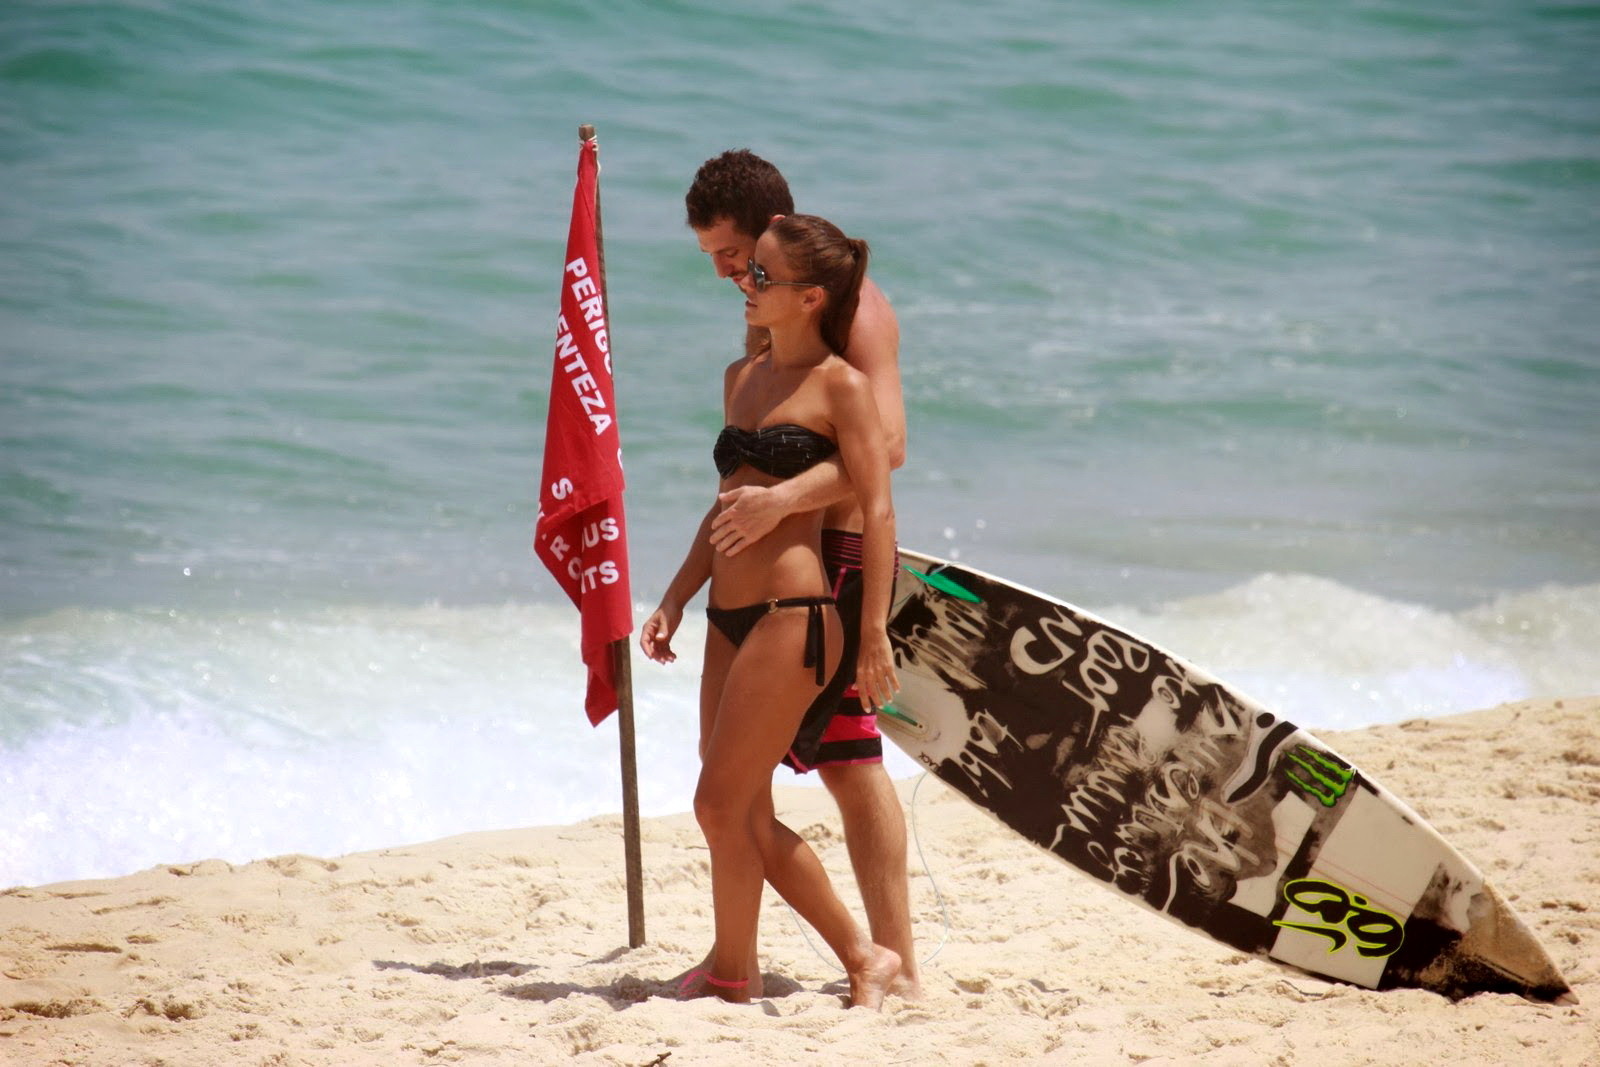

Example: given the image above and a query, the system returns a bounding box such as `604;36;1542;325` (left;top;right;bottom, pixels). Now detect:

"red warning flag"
533;137;632;724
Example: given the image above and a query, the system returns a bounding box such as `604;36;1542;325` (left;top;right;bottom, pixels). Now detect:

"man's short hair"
685;149;795;239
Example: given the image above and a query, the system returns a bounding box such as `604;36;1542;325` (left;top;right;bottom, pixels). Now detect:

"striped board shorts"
781;529;888;774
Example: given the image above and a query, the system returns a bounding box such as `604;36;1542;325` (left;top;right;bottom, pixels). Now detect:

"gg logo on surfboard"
1273;878;1404;958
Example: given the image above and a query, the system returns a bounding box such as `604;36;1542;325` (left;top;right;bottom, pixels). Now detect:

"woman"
640;214;901;1008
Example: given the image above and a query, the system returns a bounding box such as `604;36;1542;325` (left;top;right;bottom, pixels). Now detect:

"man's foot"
846;945;901;1010
889;967;923;1001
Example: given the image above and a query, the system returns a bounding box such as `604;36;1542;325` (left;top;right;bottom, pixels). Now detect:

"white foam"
3;578;1595;888
0;603;708;888
1096;573;1600;730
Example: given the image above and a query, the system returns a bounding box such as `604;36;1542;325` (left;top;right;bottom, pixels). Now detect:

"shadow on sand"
372;948;809;1008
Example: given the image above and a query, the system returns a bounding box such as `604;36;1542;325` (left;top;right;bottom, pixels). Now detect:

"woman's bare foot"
669;949;764;999
678;967;753;1004
846;944;902;1010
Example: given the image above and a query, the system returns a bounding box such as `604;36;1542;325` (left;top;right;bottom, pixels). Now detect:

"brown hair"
684;149;795;239
767;214;869;356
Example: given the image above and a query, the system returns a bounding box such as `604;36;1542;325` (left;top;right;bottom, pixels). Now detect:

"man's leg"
818;760;921;997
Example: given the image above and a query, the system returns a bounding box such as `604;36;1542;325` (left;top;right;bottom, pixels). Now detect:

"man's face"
694;217;759;283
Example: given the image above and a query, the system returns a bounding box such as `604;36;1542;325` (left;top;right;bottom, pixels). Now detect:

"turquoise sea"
3;1;1597;887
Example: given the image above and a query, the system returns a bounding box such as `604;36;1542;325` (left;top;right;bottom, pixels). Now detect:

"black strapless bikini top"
714;423;838;479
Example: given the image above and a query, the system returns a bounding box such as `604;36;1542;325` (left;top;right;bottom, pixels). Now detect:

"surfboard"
882;548;1574;1002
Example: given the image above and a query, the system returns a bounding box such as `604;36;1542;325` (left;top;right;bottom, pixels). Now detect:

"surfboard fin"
880;703;920;729
904;566;982;604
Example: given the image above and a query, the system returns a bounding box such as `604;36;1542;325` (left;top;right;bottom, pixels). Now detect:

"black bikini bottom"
705;596;835;685
705;595;850;767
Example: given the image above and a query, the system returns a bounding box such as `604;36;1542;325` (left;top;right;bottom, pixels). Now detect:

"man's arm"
848;277;906;470
709;277;905;556
706;455;852;554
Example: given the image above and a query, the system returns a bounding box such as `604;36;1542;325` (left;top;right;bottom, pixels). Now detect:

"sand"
3;696;1597;1065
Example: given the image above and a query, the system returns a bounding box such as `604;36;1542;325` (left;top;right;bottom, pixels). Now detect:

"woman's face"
739;231;819;330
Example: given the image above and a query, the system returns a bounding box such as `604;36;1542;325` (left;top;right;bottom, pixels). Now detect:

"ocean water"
2;0;1597;888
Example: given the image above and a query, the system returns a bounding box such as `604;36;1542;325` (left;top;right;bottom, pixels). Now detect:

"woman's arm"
828;363;899;710
639;499;717;664
641;359;746;664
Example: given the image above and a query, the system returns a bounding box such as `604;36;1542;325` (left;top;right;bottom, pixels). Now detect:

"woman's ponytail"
770;215;870;356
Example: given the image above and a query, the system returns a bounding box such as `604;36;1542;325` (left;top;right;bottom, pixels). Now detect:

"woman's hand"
855;628;899;712
640;602;683;664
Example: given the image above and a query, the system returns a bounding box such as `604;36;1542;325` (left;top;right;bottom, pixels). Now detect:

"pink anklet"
678;967;749;995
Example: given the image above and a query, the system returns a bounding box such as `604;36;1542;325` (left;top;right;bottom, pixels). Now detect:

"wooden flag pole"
580;123;646;949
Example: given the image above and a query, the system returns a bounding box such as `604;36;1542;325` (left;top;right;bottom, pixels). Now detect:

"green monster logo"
1273;878;1405;958
1285;745;1354;807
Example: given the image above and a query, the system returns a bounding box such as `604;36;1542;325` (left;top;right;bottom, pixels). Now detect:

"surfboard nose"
1415;881;1576;1004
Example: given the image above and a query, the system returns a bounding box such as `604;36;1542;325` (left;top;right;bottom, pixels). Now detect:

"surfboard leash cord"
783;770;952;973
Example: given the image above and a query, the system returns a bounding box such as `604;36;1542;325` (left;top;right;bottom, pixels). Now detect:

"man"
683;148;918;996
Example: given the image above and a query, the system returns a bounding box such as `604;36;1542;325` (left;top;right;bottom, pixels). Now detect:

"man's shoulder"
843;275;900;368
859;275;896;322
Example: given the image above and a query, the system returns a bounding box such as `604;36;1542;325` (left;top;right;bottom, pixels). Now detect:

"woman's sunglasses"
747;259;820;292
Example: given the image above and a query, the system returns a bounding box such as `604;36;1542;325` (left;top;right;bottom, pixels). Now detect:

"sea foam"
3;576;1596;888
